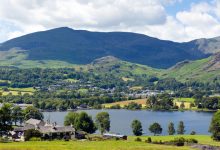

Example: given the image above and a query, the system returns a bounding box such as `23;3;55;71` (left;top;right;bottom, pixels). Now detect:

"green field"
103;99;147;108
0;135;218;150
174;98;195;103
0;87;35;96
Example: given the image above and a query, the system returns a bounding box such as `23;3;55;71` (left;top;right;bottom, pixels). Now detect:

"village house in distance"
12;118;76;141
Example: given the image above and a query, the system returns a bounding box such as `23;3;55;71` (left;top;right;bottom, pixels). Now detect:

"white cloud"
0;0;171;42
176;11;218;27
174;0;220;41
0;0;220;42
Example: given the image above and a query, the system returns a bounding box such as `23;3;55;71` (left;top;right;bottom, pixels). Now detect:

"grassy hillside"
87;56;162;78
162;53;220;82
0;49;78;68
1;49;220;83
0;49;161;77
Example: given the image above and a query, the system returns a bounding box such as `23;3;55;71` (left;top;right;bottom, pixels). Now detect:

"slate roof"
14;124;35;132
14;118;75;134
25;118;44;126
39;126;75;134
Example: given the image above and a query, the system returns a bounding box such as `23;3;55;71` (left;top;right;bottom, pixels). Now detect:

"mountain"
163;53;220;82
192;37;220;54
0;27;214;69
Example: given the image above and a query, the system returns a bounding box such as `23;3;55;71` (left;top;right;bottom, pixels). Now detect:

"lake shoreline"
41;108;217;113
43;109;214;135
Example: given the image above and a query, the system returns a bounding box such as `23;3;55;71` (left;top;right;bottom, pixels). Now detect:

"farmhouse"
12;118;75;141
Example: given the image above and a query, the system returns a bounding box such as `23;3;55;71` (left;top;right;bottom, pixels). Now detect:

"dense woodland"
0;67;220;111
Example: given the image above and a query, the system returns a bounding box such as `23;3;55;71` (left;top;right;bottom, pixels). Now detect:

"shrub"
169;137;185;146
63;135;70;141
24;129;42;141
135;137;142;142
110;104;121;109
114;137;120;141
187;138;198;144
89;136;104;141
145;137;152;143
190;131;196;135
152;140;163;144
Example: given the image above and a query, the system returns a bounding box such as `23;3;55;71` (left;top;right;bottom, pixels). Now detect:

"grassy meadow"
103;99;147;108
0;87;35;96
0;135;218;150
103;97;195;109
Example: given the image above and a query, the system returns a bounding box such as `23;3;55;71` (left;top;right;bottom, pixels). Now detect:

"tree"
12;106;24;126
131;119;142;136
64;112;96;133
209;110;220;140
95;112;110;134
149;122;162;136
0;103;13;135
75;112;96;134
24;106;44;121
177;121;185;135
146;96;157;108
64;112;79;127
180;102;185;109
167;122;175;135
124;102;141;110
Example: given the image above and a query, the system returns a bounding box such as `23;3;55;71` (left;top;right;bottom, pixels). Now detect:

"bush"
135;137;142;142
187;138;198;144
190;131;196;135
168;137;185;146
145;137;152;143
114;137;120;141
152;140;163;144
24;129;42;141
63;135;70;141
110;104;121;109
89;136;104;141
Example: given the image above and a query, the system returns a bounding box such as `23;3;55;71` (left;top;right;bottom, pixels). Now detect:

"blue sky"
0;0;220;42
166;0;193;15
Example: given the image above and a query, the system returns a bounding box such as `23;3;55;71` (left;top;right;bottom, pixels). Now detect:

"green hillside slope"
1;48;220;83
163;53;220;82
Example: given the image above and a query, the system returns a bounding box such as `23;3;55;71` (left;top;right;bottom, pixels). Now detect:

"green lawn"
8;87;36;92
129;135;220;146
0;139;187;150
0;135;219;150
0;87;35;96
174;98;195;103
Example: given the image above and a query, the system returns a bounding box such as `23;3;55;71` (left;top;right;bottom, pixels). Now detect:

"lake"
43;110;214;135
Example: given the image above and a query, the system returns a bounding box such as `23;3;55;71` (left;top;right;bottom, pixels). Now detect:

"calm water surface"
43;110;214;135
